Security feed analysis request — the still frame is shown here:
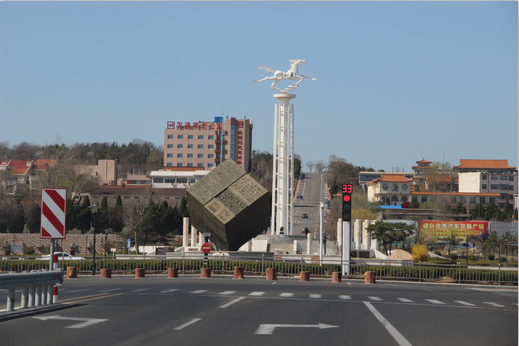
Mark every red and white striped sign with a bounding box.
[40,188,67,239]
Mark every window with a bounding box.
[188,144,193,149]
[401,184,408,191]
[209,135,214,139]
[499,184,508,190]
[208,154,213,158]
[401,196,408,202]
[470,197,476,203]
[391,184,398,192]
[178,144,183,148]
[153,178,164,183]
[208,145,214,149]
[197,154,203,158]
[509,176,514,181]
[167,153,173,158]
[177,163,183,167]
[198,144,203,149]
[178,135,183,139]
[421,196,427,203]
[198,135,204,139]
[482,184,487,189]
[491,175,498,180]
[480,197,486,204]
[189,178,196,183]
[177,178,187,183]
[167,163,172,167]
[167,135,173,139]
[165,178,175,183]
[208,163,213,167]
[188,135,194,139]
[167,144,173,148]
[491,184,499,190]
[391,196,398,202]
[197,163,203,167]
[489,198,495,204]
[452,197,457,203]
[188,154,193,158]
[382,183,388,190]
[482,175,487,180]
[177,154,183,158]
[188,163,193,167]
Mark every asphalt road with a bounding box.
[1,276,517,346]
[294,172,325,234]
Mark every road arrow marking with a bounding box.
[255,323,338,335]
[33,315,108,329]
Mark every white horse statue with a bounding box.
[253,59,316,92]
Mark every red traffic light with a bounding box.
[343,195,351,202]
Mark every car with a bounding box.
[302,213,308,218]
[37,252,86,261]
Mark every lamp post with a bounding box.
[89,204,100,276]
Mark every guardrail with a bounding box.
[0,269,64,312]
[0,256,516,285]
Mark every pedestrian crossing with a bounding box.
[47,287,515,310]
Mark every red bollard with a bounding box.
[135,268,145,278]
[332,272,342,283]
[200,268,211,278]
[233,266,244,279]
[300,271,310,281]
[101,268,111,279]
[364,271,376,284]
[266,268,277,280]
[168,268,178,278]
[53,285,58,303]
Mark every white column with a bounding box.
[369,220,379,250]
[182,217,189,248]
[307,231,311,255]
[336,218,342,252]
[354,219,362,250]
[191,226,197,248]
[362,221,370,250]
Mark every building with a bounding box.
[83,159,118,186]
[456,159,517,210]
[149,166,210,188]
[163,117,253,172]
[359,171,414,187]
[366,175,414,205]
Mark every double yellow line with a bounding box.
[60,292,124,304]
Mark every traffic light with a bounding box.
[342,184,353,222]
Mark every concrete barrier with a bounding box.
[135,268,145,278]
[168,268,178,278]
[233,266,244,279]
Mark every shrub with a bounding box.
[434,251,442,256]
[24,247,35,255]
[412,244,429,263]
[4,250,11,256]
[468,255,478,261]
[499,257,507,263]
[450,253,458,260]
[487,254,495,261]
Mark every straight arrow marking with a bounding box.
[255,323,338,335]
[33,315,108,329]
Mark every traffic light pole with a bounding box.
[342,221,351,276]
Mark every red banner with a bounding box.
[419,221,489,240]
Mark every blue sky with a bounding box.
[1,2,517,172]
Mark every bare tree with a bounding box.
[305,161,314,173]
[314,160,326,174]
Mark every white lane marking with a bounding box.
[34,315,108,329]
[339,295,352,300]
[469,288,518,293]
[220,296,246,308]
[131,289,150,292]
[363,302,412,346]
[397,298,413,303]
[368,296,382,301]
[160,289,179,293]
[249,292,265,296]
[483,302,505,307]
[219,291,237,295]
[309,294,322,299]
[190,290,207,294]
[173,318,202,330]
[425,299,445,305]
[98,288,121,292]
[255,323,339,335]
[454,301,476,306]
[279,293,294,297]
[67,289,92,293]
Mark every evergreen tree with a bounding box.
[178,197,188,218]
[503,199,511,219]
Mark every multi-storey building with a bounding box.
[163,116,253,172]
[456,159,517,210]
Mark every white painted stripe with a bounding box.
[425,299,445,305]
[220,296,246,308]
[364,302,413,346]
[98,288,121,292]
[279,293,294,297]
[174,318,202,330]
[160,289,179,293]
[131,289,150,292]
[309,294,321,299]
[42,191,66,218]
[483,302,505,307]
[368,296,382,301]
[219,291,237,295]
[397,298,413,303]
[41,215,63,238]
[191,290,207,294]
[339,295,352,300]
[249,291,265,296]
[67,289,92,293]
[454,301,476,306]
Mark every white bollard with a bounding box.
[183,217,189,248]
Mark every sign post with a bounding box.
[40,188,67,270]
[341,184,352,276]
[201,243,211,265]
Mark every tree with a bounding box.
[411,244,429,262]
[423,161,456,192]
[306,161,314,173]
[366,221,415,256]
[442,231,461,255]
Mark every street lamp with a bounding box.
[89,204,100,276]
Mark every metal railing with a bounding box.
[0,255,516,285]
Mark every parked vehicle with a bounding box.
[37,252,86,261]
[302,213,308,218]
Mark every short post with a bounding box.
[233,266,244,279]
[332,272,342,283]
[168,268,179,278]
[21,287,29,308]
[299,271,310,281]
[135,268,145,278]
[101,268,112,279]
[200,267,211,278]
[364,271,376,284]
[7,288,15,311]
[53,285,59,303]
[67,266,78,278]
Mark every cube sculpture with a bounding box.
[186,159,271,251]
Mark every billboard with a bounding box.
[419,220,489,241]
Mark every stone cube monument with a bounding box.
[186,159,270,251]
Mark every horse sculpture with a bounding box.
[253,59,316,93]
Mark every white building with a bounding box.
[149,167,211,189]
